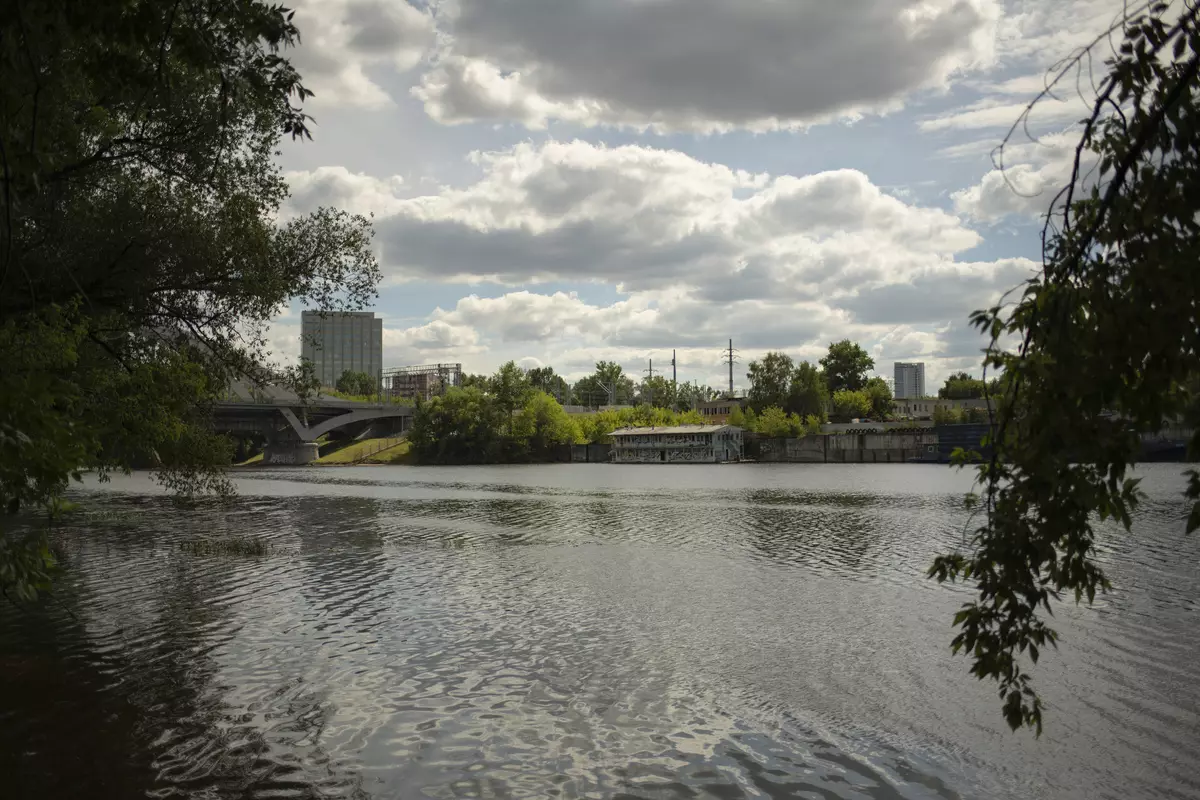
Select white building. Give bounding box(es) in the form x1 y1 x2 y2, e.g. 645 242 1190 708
609 425 743 464
301 311 383 389
893 362 926 399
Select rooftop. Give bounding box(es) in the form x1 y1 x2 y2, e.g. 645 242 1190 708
609 425 739 436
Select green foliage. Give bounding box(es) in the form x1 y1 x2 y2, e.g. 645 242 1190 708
410 387 583 463
573 361 636 407
747 354 830 420
820 340 875 392
514 392 585 456
527 367 572 404
409 387 506 464
675 381 719 411
335 370 376 397
864 377 894 419
930 5 1200 734
932 405 959 426
939 372 989 400
488 361 533 426
830 389 871 422
0 1 379 599
728 405 747 428
577 405 707 444
636 375 677 409
788 362 830 421
319 388 413 405
747 352 794 411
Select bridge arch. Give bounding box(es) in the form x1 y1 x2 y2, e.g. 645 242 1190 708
280 407 413 442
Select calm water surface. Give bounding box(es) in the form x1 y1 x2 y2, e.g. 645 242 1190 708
1 464 1198 799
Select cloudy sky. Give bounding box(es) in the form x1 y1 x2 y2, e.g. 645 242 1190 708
273 0 1130 391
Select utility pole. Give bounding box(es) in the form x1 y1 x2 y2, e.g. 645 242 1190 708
644 359 654 407
720 338 739 397
672 350 677 387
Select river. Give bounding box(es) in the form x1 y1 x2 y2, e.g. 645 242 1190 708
1 464 1197 799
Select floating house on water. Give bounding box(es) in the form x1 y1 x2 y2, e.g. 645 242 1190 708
609 425 744 464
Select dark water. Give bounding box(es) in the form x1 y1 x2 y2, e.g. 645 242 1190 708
2 465 1198 799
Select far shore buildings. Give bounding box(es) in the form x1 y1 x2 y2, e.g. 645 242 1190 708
697 396 746 424
610 424 744 463
301 310 383 389
893 362 926 400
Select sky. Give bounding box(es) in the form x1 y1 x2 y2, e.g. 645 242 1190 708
268 0 1136 392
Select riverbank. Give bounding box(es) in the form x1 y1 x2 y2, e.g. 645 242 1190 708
236 437 414 467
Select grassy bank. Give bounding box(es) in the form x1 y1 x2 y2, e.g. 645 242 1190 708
233 437 413 466
317 437 413 465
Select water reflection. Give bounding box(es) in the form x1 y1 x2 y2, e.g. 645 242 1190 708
1 465 1198 799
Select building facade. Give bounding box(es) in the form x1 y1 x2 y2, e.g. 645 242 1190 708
384 364 463 402
893 397 988 420
301 311 383 390
697 397 745 424
893 362 926 399
610 425 743 463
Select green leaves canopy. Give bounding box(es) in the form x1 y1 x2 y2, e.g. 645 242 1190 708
0 0 380 598
930 4 1200 734
820 340 875 393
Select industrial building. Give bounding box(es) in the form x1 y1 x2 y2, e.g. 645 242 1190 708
301 311 383 390
609 425 743 463
383 364 463 402
893 362 926 399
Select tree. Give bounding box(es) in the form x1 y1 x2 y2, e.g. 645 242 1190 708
747 352 794 412
727 405 747 429
932 405 961 426
513 392 584 457
788 361 829 420
756 406 793 438
527 367 572 404
461 373 489 391
488 361 532 432
0 0 379 599
574 361 635 407
930 4 1200 734
939 372 988 399
864 377 893 419
830 389 871 422
820 341 875 392
409 387 505 464
335 370 375 397
637 375 677 408
676 381 718 411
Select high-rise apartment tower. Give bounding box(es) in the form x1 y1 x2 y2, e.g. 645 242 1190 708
893 362 926 399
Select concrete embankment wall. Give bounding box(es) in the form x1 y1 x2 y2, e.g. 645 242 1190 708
755 431 938 463
569 444 612 462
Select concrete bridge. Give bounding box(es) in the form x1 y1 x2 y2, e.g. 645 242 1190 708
212 397 414 464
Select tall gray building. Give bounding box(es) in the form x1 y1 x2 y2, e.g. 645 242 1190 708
893 362 926 399
301 311 383 389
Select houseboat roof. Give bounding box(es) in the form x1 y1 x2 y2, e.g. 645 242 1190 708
609 425 740 436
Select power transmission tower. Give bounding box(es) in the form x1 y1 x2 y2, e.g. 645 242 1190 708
671 350 677 387
720 339 739 397
643 359 654 407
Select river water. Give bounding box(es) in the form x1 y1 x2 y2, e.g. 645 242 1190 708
1 464 1198 799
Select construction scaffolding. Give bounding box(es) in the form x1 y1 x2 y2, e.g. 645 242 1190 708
380 363 463 402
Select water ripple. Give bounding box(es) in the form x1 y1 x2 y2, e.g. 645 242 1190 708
1 465 1198 799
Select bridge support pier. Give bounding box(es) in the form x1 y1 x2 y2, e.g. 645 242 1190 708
262 442 320 465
